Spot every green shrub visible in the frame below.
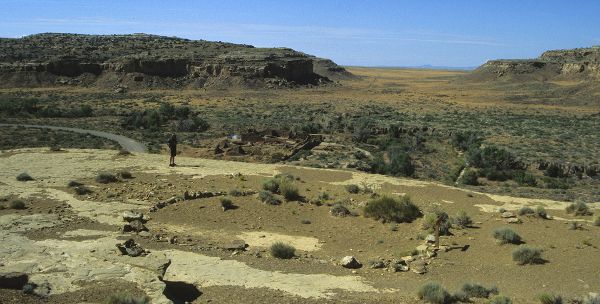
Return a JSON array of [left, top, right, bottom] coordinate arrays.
[[460, 168, 479, 186], [9, 200, 26, 210], [514, 171, 537, 187], [566, 201, 592, 216], [467, 145, 522, 171], [106, 292, 150, 304], [417, 282, 451, 304], [220, 198, 234, 211], [423, 208, 451, 235], [270, 242, 295, 259], [544, 164, 565, 178], [68, 180, 83, 187], [345, 184, 361, 194], [543, 177, 570, 189], [512, 246, 543, 265], [537, 293, 563, 304], [279, 180, 300, 201], [461, 283, 498, 298], [96, 173, 118, 184], [450, 131, 483, 151], [364, 196, 421, 223], [330, 203, 351, 217], [489, 295, 512, 304], [176, 116, 209, 132], [262, 178, 279, 193], [454, 210, 473, 228], [119, 171, 133, 179], [492, 227, 522, 244], [258, 190, 280, 205], [518, 207, 535, 216], [74, 186, 92, 195], [16, 172, 34, 181], [535, 206, 548, 219]]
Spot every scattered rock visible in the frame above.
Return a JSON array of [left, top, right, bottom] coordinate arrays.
[[425, 234, 436, 243], [416, 244, 429, 252], [401, 255, 415, 263], [411, 261, 427, 274], [501, 211, 516, 218], [507, 218, 522, 224], [122, 210, 144, 222], [388, 260, 409, 272], [368, 260, 386, 269], [341, 256, 362, 269], [150, 196, 179, 212], [116, 239, 147, 257], [183, 191, 226, 200], [123, 219, 148, 233], [224, 240, 248, 251], [0, 272, 28, 289]]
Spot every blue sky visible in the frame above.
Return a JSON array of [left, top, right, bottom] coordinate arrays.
[[1, 0, 599, 67]]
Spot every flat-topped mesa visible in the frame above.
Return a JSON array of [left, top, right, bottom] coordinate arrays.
[[467, 46, 600, 82], [0, 33, 351, 88]]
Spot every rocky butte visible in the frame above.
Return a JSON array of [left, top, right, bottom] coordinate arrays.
[[467, 46, 600, 82], [0, 33, 352, 89]]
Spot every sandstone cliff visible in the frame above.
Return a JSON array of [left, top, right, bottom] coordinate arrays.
[[467, 46, 600, 82], [0, 33, 351, 88]]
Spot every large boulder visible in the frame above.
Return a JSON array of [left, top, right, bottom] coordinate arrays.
[[340, 256, 362, 269]]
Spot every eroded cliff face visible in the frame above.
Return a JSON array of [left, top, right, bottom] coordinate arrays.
[[0, 33, 350, 88], [468, 46, 600, 81]]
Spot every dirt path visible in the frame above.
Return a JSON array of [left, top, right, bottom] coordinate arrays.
[[0, 123, 147, 153]]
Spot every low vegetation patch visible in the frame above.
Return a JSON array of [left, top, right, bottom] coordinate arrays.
[[461, 283, 498, 298], [565, 201, 592, 216], [492, 227, 522, 244], [16, 172, 34, 181], [119, 171, 133, 179], [220, 198, 234, 211], [518, 207, 535, 216], [258, 190, 280, 205], [106, 292, 150, 304], [364, 196, 421, 223], [535, 206, 548, 219], [489, 295, 512, 304], [279, 180, 300, 201], [537, 293, 563, 304], [96, 172, 118, 184], [345, 184, 361, 194], [423, 208, 451, 235], [261, 178, 280, 193], [459, 168, 479, 186], [512, 246, 543, 265], [68, 180, 84, 187], [270, 242, 295, 259], [330, 203, 352, 217], [9, 199, 26, 210], [417, 282, 451, 304], [453, 210, 473, 228]]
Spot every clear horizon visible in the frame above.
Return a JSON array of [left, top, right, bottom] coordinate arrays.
[[1, 0, 599, 67]]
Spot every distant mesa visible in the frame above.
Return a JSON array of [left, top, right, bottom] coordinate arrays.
[[0, 33, 352, 88], [467, 46, 600, 82]]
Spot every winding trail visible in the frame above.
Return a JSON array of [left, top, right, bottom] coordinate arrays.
[[0, 123, 147, 153]]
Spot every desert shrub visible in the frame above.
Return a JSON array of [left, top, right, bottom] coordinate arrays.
[[220, 198, 234, 210], [537, 293, 563, 304], [9, 200, 26, 210], [74, 186, 92, 195], [460, 168, 479, 186], [417, 282, 451, 304], [106, 292, 150, 304], [535, 206, 548, 219], [518, 207, 535, 216], [566, 201, 592, 216], [96, 173, 118, 184], [422, 208, 451, 235], [119, 171, 133, 179], [279, 180, 300, 201], [489, 295, 512, 304], [176, 116, 209, 132], [368, 147, 415, 177], [543, 177, 570, 189], [514, 171, 537, 187], [228, 189, 243, 197], [450, 131, 483, 152], [318, 192, 331, 201], [270, 242, 295, 259], [481, 167, 513, 182], [461, 283, 498, 298], [594, 216, 600, 226], [467, 145, 522, 171], [352, 118, 372, 143], [492, 227, 522, 244], [258, 190, 280, 205], [583, 294, 600, 304], [330, 203, 351, 217], [345, 184, 361, 194], [262, 179, 279, 193], [16, 172, 34, 181], [364, 196, 421, 223], [544, 164, 565, 178], [121, 110, 164, 130], [68, 180, 83, 187], [454, 210, 473, 228], [512, 246, 543, 265]]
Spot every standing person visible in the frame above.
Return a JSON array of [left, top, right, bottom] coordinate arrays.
[[168, 134, 177, 166]]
